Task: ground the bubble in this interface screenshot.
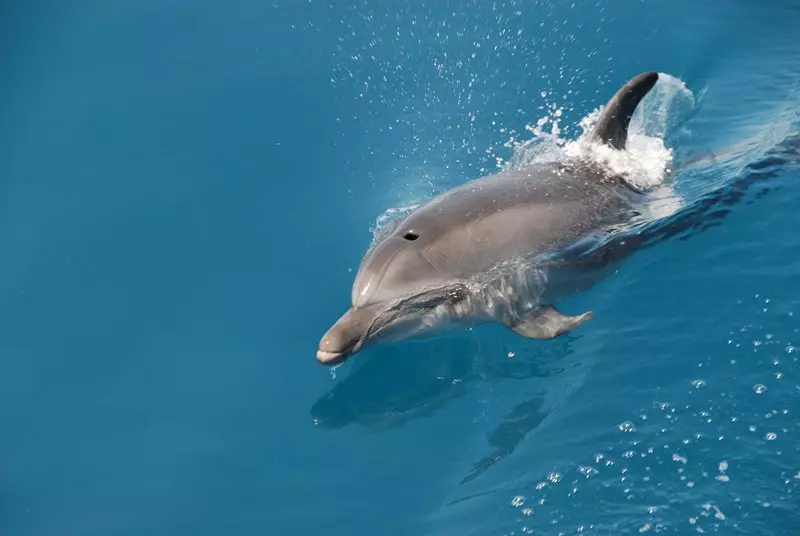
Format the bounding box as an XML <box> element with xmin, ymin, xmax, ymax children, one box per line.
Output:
<box><xmin>754</xmin><ymin>384</ymin><xmax>768</xmax><ymax>394</ymax></box>
<box><xmin>765</xmin><ymin>432</ymin><xmax>777</xmax><ymax>441</ymax></box>
<box><xmin>618</xmin><ymin>421</ymin><xmax>637</xmax><ymax>433</ymax></box>
<box><xmin>578</xmin><ymin>466</ymin><xmax>599</xmax><ymax>478</ymax></box>
<box><xmin>692</xmin><ymin>379</ymin><xmax>706</xmax><ymax>389</ymax></box>
<box><xmin>511</xmin><ymin>496</ymin><xmax>525</xmax><ymax>507</ymax></box>
<box><xmin>672</xmin><ymin>454</ymin><xmax>688</xmax><ymax>464</ymax></box>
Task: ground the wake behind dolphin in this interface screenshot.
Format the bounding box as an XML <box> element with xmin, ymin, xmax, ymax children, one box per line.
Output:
<box><xmin>318</xmin><ymin>72</ymin><xmax>667</xmax><ymax>366</ymax></box>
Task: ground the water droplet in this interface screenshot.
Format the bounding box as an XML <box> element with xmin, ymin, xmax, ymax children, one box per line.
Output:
<box><xmin>754</xmin><ymin>384</ymin><xmax>767</xmax><ymax>394</ymax></box>
<box><xmin>511</xmin><ymin>495</ymin><xmax>525</xmax><ymax>507</ymax></box>
<box><xmin>692</xmin><ymin>379</ymin><xmax>706</xmax><ymax>389</ymax></box>
<box><xmin>507</xmin><ymin>351</ymin><xmax>516</xmax><ymax>358</ymax></box>
<box><xmin>547</xmin><ymin>472</ymin><xmax>562</xmax><ymax>483</ymax></box>
<box><xmin>765</xmin><ymin>432</ymin><xmax>777</xmax><ymax>441</ymax></box>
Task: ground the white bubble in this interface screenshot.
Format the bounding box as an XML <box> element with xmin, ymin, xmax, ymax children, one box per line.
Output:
<box><xmin>754</xmin><ymin>384</ymin><xmax>767</xmax><ymax>394</ymax></box>
<box><xmin>511</xmin><ymin>495</ymin><xmax>525</xmax><ymax>507</ymax></box>
<box><xmin>578</xmin><ymin>466</ymin><xmax>599</xmax><ymax>478</ymax></box>
<box><xmin>618</xmin><ymin>421</ymin><xmax>637</xmax><ymax>433</ymax></box>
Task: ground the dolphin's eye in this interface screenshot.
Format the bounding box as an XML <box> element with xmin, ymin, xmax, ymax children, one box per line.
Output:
<box><xmin>403</xmin><ymin>231</ymin><xmax>419</xmax><ymax>241</ymax></box>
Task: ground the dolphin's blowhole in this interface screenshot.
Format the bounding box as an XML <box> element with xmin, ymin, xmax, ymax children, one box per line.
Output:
<box><xmin>403</xmin><ymin>231</ymin><xmax>419</xmax><ymax>241</ymax></box>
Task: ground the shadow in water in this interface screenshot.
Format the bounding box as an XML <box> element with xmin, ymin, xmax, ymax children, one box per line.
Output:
<box><xmin>310</xmin><ymin>329</ymin><xmax>576</xmax><ymax>432</ymax></box>
<box><xmin>460</xmin><ymin>396</ymin><xmax>548</xmax><ymax>484</ymax></box>
<box><xmin>311</xmin><ymin>326</ymin><xmax>581</xmax><ymax>482</ymax></box>
<box><xmin>310</xmin><ymin>336</ymin><xmax>475</xmax><ymax>431</ymax></box>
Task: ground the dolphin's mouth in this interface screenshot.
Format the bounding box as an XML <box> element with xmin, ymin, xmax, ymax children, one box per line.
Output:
<box><xmin>316</xmin><ymin>349</ymin><xmax>350</xmax><ymax>366</ymax></box>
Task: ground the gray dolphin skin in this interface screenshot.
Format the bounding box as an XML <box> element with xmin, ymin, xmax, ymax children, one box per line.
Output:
<box><xmin>317</xmin><ymin>72</ymin><xmax>660</xmax><ymax>365</ymax></box>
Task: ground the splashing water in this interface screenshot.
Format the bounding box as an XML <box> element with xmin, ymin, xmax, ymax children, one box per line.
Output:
<box><xmin>370</xmin><ymin>73</ymin><xmax>697</xmax><ymax>240</ymax></box>
<box><xmin>368</xmin><ymin>204</ymin><xmax>420</xmax><ymax>248</ymax></box>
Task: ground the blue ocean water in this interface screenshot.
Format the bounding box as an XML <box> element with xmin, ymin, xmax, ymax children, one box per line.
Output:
<box><xmin>1</xmin><ymin>1</ymin><xmax>800</xmax><ymax>534</ymax></box>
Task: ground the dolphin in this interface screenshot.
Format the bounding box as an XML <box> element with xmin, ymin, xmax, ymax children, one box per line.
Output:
<box><xmin>317</xmin><ymin>71</ymin><xmax>661</xmax><ymax>366</ymax></box>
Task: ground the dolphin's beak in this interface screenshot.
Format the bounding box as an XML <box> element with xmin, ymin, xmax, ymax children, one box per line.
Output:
<box><xmin>317</xmin><ymin>318</ymin><xmax>361</xmax><ymax>366</ymax></box>
<box><xmin>317</xmin><ymin>304</ymin><xmax>385</xmax><ymax>366</ymax></box>
<box><xmin>316</xmin><ymin>348</ymin><xmax>350</xmax><ymax>366</ymax></box>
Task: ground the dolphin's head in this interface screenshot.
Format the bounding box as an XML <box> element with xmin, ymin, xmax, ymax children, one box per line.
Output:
<box><xmin>351</xmin><ymin>223</ymin><xmax>453</xmax><ymax>308</ymax></box>
<box><xmin>318</xmin><ymin>280</ymin><xmax>470</xmax><ymax>366</ymax></box>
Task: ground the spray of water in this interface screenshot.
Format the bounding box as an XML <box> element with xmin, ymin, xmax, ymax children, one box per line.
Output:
<box><xmin>371</xmin><ymin>73</ymin><xmax>697</xmax><ymax>239</ymax></box>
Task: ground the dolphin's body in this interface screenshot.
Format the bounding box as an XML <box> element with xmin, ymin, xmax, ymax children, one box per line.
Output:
<box><xmin>317</xmin><ymin>72</ymin><xmax>661</xmax><ymax>365</ymax></box>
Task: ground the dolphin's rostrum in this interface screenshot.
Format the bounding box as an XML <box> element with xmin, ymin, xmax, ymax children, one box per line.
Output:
<box><xmin>318</xmin><ymin>72</ymin><xmax>661</xmax><ymax>365</ymax></box>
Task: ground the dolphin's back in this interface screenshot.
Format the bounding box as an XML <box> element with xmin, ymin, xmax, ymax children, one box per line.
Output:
<box><xmin>353</xmin><ymin>162</ymin><xmax>634</xmax><ymax>306</ymax></box>
<box><xmin>404</xmin><ymin>163</ymin><xmax>631</xmax><ymax>265</ymax></box>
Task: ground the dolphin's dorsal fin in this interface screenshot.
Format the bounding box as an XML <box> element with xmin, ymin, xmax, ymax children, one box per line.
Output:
<box><xmin>588</xmin><ymin>71</ymin><xmax>659</xmax><ymax>150</ymax></box>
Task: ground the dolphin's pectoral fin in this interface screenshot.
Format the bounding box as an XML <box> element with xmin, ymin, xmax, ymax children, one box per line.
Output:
<box><xmin>507</xmin><ymin>306</ymin><xmax>593</xmax><ymax>339</ymax></box>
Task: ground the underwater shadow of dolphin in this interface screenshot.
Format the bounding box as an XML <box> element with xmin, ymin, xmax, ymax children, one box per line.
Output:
<box><xmin>310</xmin><ymin>329</ymin><xmax>576</xmax><ymax>432</ymax></box>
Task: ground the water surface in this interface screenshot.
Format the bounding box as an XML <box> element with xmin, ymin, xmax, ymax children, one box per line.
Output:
<box><xmin>1</xmin><ymin>1</ymin><xmax>799</xmax><ymax>535</ymax></box>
